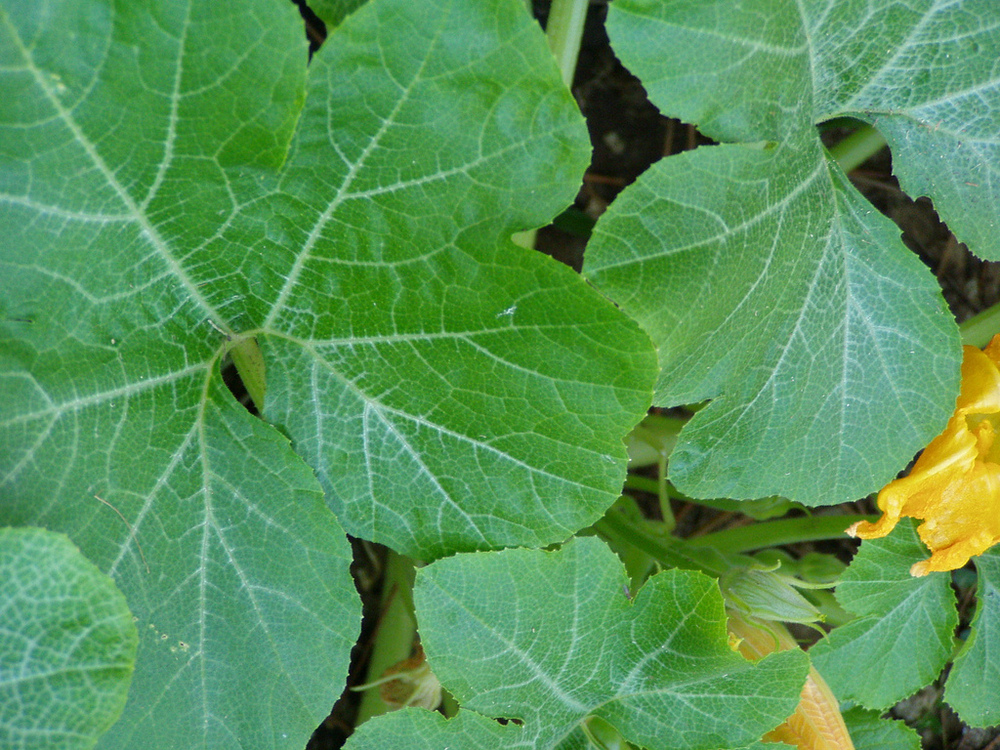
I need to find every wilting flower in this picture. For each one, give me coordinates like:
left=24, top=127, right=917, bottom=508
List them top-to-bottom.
left=848, top=335, right=1000, bottom=576
left=727, top=610, right=854, bottom=750
left=351, top=645, right=442, bottom=711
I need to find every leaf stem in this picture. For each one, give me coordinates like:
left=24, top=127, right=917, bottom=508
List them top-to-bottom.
left=545, top=0, right=589, bottom=88
left=827, top=123, right=886, bottom=173
left=960, top=302, right=1000, bottom=347
left=657, top=451, right=676, bottom=532
left=624, top=473, right=689, bottom=500
left=593, top=508, right=737, bottom=578
left=686, top=514, right=877, bottom=554
left=355, top=549, right=418, bottom=725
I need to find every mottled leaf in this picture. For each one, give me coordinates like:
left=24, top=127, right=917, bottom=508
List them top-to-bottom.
left=0, top=0, right=654, bottom=745
left=945, top=548, right=1000, bottom=727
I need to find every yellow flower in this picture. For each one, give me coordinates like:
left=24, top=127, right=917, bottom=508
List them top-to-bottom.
left=847, top=334, right=1000, bottom=576
left=727, top=610, right=854, bottom=750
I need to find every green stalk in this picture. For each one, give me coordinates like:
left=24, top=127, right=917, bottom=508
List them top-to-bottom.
left=545, top=0, right=589, bottom=88
left=827, top=123, right=886, bottom=173
left=960, top=302, right=1000, bottom=347
left=227, top=336, right=266, bottom=411
left=656, top=454, right=676, bottom=532
left=623, top=474, right=691, bottom=501
left=623, top=475, right=659, bottom=495
left=594, top=509, right=738, bottom=578
left=686, top=514, right=877, bottom=554
left=355, top=550, right=418, bottom=725
left=440, top=689, right=459, bottom=719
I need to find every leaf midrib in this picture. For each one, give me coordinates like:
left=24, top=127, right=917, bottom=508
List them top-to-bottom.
left=7, top=12, right=231, bottom=336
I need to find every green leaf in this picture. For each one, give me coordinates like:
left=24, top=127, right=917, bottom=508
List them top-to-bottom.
left=1, top=0, right=654, bottom=744
left=2, top=0, right=364, bottom=745
left=255, top=0, right=655, bottom=559
left=306, top=0, right=368, bottom=30
left=585, top=0, right=973, bottom=505
left=602, top=0, right=813, bottom=143
left=605, top=0, right=1000, bottom=259
left=805, top=0, right=1000, bottom=261
left=587, top=135, right=958, bottom=503
left=227, top=336, right=266, bottom=412
left=3, top=380, right=359, bottom=749
left=809, top=520, right=958, bottom=710
left=0, top=527, right=137, bottom=750
left=348, top=537, right=809, bottom=750
left=944, top=548, right=1000, bottom=727
left=843, top=708, right=920, bottom=750
left=347, top=710, right=522, bottom=750
left=347, top=712, right=789, bottom=750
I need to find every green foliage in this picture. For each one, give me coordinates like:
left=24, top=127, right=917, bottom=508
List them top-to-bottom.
left=1, top=0, right=652, bottom=745
left=2, top=0, right=999, bottom=747
left=256, top=0, right=656, bottom=560
left=307, top=0, right=367, bottom=29
left=586, top=0, right=983, bottom=505
left=809, top=520, right=959, bottom=710
left=0, top=527, right=137, bottom=750
left=347, top=538, right=808, bottom=750
left=945, top=549, right=1000, bottom=727
left=843, top=708, right=921, bottom=750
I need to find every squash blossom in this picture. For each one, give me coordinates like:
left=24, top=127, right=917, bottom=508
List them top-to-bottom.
left=848, top=335, right=1000, bottom=576
left=727, top=610, right=854, bottom=750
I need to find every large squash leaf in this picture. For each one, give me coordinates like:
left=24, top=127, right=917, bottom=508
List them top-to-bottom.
left=0, top=0, right=655, bottom=746
left=583, top=0, right=996, bottom=504
left=0, top=527, right=137, bottom=750
left=345, top=538, right=808, bottom=750
left=944, top=548, right=1000, bottom=727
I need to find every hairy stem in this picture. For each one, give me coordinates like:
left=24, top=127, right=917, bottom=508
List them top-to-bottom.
left=355, top=550, right=418, bottom=725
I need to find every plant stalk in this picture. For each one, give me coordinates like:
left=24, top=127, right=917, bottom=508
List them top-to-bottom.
left=545, top=0, right=589, bottom=88
left=828, top=123, right=886, bottom=173
left=960, top=302, right=1000, bottom=347
left=594, top=509, right=738, bottom=578
left=687, top=514, right=877, bottom=554
left=354, top=550, right=418, bottom=725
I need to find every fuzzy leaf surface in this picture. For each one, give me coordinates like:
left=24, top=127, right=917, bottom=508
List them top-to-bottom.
left=0, top=0, right=653, bottom=745
left=255, top=0, right=655, bottom=559
left=307, top=0, right=367, bottom=29
left=585, top=0, right=979, bottom=504
left=604, top=0, right=1000, bottom=257
left=804, top=0, right=1000, bottom=260
left=0, top=1, right=359, bottom=745
left=587, top=136, right=956, bottom=503
left=809, top=520, right=958, bottom=710
left=0, top=527, right=137, bottom=750
left=347, top=537, right=809, bottom=750
left=944, top=548, right=1000, bottom=727
left=843, top=708, right=920, bottom=750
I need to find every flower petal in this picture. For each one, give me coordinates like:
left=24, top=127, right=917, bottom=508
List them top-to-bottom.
left=848, top=336, right=1000, bottom=576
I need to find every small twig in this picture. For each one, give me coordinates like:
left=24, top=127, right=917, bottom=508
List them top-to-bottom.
left=583, top=172, right=627, bottom=186
left=94, top=495, right=150, bottom=574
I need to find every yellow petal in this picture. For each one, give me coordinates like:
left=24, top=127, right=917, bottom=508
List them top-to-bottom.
left=848, top=335, right=1000, bottom=575
left=958, top=344, right=1000, bottom=415
left=727, top=610, right=855, bottom=750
